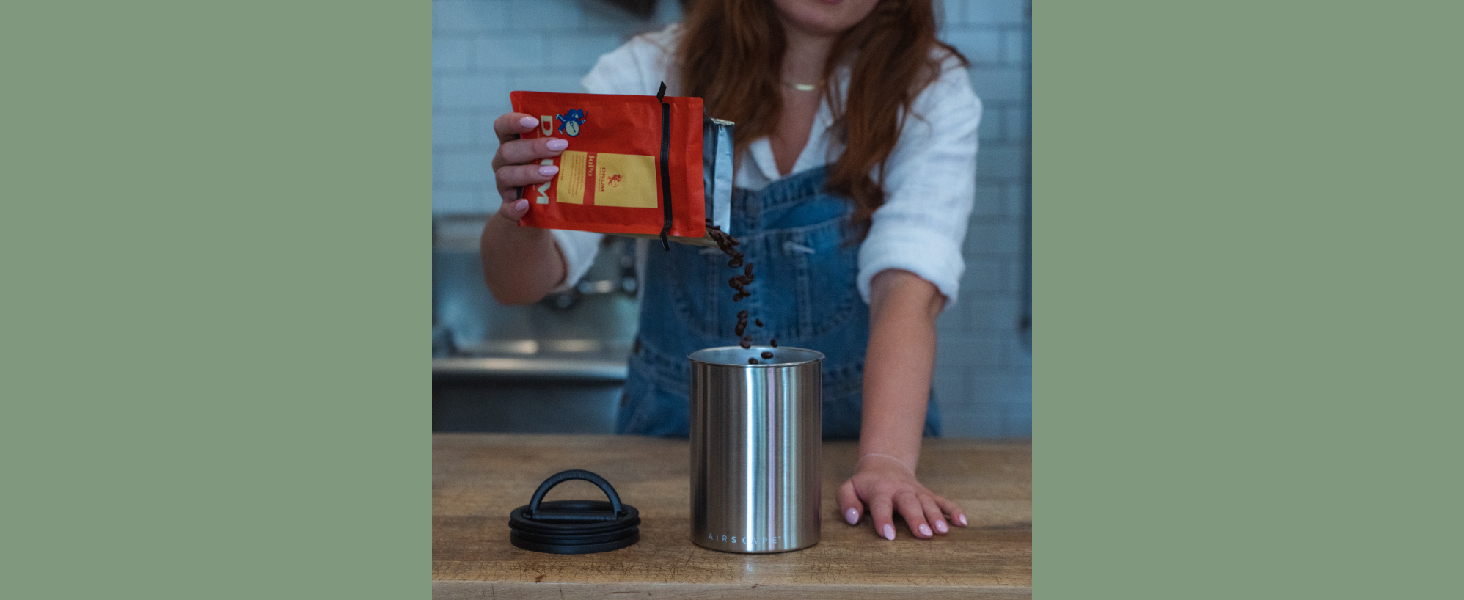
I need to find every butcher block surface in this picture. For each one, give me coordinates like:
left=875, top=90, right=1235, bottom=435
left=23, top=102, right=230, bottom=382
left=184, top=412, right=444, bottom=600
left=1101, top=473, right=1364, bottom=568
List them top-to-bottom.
left=433, top=434, right=1031, bottom=599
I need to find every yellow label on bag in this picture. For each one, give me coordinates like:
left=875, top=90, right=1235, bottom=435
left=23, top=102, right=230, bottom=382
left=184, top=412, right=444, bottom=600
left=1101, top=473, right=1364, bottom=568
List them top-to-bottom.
left=548, top=150, right=657, bottom=208
left=555, top=151, right=588, bottom=204
left=590, top=152, right=657, bottom=209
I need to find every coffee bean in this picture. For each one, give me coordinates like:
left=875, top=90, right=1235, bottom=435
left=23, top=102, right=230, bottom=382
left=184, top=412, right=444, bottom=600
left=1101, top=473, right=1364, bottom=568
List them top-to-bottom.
left=708, top=225, right=770, bottom=350
left=770, top=339, right=777, bottom=348
left=761, top=351, right=774, bottom=359
left=748, top=358, right=759, bottom=365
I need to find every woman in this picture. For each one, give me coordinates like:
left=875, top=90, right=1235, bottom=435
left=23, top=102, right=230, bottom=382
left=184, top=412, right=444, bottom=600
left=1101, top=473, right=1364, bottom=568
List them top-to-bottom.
left=480, top=0, right=980, bottom=542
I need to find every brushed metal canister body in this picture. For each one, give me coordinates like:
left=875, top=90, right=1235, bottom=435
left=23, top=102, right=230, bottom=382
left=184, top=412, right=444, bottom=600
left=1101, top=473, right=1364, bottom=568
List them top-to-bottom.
left=689, top=346, right=823, bottom=553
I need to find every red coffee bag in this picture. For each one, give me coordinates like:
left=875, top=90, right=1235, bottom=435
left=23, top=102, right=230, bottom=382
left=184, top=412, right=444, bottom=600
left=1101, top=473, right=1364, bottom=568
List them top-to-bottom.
left=511, top=87, right=707, bottom=246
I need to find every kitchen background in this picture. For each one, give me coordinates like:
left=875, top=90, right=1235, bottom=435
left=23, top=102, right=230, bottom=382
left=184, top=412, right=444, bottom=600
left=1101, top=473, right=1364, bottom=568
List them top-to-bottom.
left=432, top=0, right=1031, bottom=438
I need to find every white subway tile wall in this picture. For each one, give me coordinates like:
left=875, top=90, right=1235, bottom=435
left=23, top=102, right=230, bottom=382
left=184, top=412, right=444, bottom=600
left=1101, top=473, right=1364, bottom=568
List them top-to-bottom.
left=434, top=0, right=1031, bottom=438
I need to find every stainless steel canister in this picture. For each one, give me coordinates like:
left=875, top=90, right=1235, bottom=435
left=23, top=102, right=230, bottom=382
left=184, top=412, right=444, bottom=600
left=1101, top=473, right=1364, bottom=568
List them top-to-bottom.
left=689, top=346, right=823, bottom=553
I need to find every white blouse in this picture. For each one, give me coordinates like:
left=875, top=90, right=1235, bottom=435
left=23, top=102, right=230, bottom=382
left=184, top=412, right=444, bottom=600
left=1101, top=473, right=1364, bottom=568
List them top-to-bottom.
left=548, top=25, right=981, bottom=307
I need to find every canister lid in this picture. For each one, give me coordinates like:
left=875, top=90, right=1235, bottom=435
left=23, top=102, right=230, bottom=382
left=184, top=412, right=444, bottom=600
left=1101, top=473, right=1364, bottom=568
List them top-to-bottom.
left=508, top=469, right=640, bottom=555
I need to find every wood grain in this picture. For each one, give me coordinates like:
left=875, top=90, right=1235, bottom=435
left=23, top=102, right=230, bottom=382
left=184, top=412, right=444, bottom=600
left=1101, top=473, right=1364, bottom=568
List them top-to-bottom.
left=433, top=434, right=1031, bottom=599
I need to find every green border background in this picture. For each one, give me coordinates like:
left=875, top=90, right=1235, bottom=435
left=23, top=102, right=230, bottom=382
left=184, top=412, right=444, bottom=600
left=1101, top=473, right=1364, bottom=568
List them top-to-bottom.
left=2, top=1, right=1461, bottom=598
left=2, top=1, right=427, bottom=598
left=1034, top=1, right=1463, bottom=598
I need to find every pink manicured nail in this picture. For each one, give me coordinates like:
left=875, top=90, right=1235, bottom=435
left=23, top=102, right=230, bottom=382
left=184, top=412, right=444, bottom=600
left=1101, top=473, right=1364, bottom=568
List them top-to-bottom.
left=519, top=116, right=538, bottom=129
left=545, top=138, right=568, bottom=151
left=539, top=165, right=559, bottom=176
left=514, top=199, right=528, bottom=212
left=844, top=509, right=858, bottom=525
left=957, top=514, right=968, bottom=526
left=935, top=520, right=948, bottom=533
left=882, top=524, right=895, bottom=541
left=918, top=524, right=932, bottom=537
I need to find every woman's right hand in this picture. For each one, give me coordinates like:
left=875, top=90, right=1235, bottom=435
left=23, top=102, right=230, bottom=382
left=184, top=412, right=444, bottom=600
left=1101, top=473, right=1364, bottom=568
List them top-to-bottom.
left=491, top=112, right=570, bottom=223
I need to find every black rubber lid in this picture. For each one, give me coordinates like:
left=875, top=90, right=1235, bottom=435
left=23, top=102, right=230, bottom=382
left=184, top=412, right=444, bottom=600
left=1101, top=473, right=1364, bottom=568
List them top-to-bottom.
left=508, top=469, right=639, bottom=555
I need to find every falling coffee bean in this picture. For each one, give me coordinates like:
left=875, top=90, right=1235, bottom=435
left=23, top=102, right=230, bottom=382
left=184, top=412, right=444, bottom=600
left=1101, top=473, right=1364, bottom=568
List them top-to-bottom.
left=707, top=220, right=767, bottom=347
left=706, top=221, right=746, bottom=269
left=755, top=319, right=763, bottom=327
left=770, top=339, right=777, bottom=348
left=761, top=351, right=774, bottom=359
left=748, top=358, right=759, bottom=365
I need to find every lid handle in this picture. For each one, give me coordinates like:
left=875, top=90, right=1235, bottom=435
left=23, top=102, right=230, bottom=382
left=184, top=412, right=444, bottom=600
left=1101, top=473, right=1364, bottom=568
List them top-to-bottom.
left=527, top=469, right=625, bottom=521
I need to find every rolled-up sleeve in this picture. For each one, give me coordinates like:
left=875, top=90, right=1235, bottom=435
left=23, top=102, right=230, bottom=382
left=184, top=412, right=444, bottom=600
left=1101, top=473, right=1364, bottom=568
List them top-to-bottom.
left=856, top=59, right=982, bottom=308
left=546, top=229, right=602, bottom=292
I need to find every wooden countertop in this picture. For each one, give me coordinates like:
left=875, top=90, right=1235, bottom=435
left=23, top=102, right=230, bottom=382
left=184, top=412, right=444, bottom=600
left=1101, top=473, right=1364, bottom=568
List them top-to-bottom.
left=433, top=434, right=1031, bottom=599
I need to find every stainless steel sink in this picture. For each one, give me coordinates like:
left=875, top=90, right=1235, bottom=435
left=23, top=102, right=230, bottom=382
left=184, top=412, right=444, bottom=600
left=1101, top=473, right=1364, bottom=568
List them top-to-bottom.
left=432, top=214, right=641, bottom=433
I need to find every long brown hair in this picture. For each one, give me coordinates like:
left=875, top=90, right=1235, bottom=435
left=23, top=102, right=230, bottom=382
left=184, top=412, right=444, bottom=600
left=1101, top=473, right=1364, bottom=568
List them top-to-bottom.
left=676, top=0, right=967, bottom=233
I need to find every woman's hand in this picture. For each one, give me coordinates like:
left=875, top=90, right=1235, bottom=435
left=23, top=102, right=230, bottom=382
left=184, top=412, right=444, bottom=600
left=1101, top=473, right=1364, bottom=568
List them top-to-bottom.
left=490, top=112, right=570, bottom=223
left=478, top=113, right=572, bottom=305
left=848, top=270, right=964, bottom=540
left=838, top=454, right=967, bottom=540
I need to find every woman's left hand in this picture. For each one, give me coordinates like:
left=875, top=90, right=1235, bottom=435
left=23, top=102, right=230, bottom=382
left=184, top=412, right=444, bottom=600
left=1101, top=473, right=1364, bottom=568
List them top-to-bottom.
left=838, top=456, right=968, bottom=540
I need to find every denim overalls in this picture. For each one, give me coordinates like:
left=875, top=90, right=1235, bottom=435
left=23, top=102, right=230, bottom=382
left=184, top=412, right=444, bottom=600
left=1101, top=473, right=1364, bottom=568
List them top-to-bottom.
left=616, top=166, right=941, bottom=439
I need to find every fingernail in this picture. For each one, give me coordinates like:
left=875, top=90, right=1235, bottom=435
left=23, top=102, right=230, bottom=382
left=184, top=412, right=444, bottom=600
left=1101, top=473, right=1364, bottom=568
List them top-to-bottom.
left=519, top=116, right=537, bottom=128
left=546, top=139, right=568, bottom=151
left=539, top=165, right=559, bottom=176
left=514, top=199, right=528, bottom=212
left=844, top=508, right=858, bottom=525
left=958, top=514, right=968, bottom=526
left=935, top=520, right=948, bottom=533
left=882, top=524, right=895, bottom=541
left=918, top=524, right=932, bottom=537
